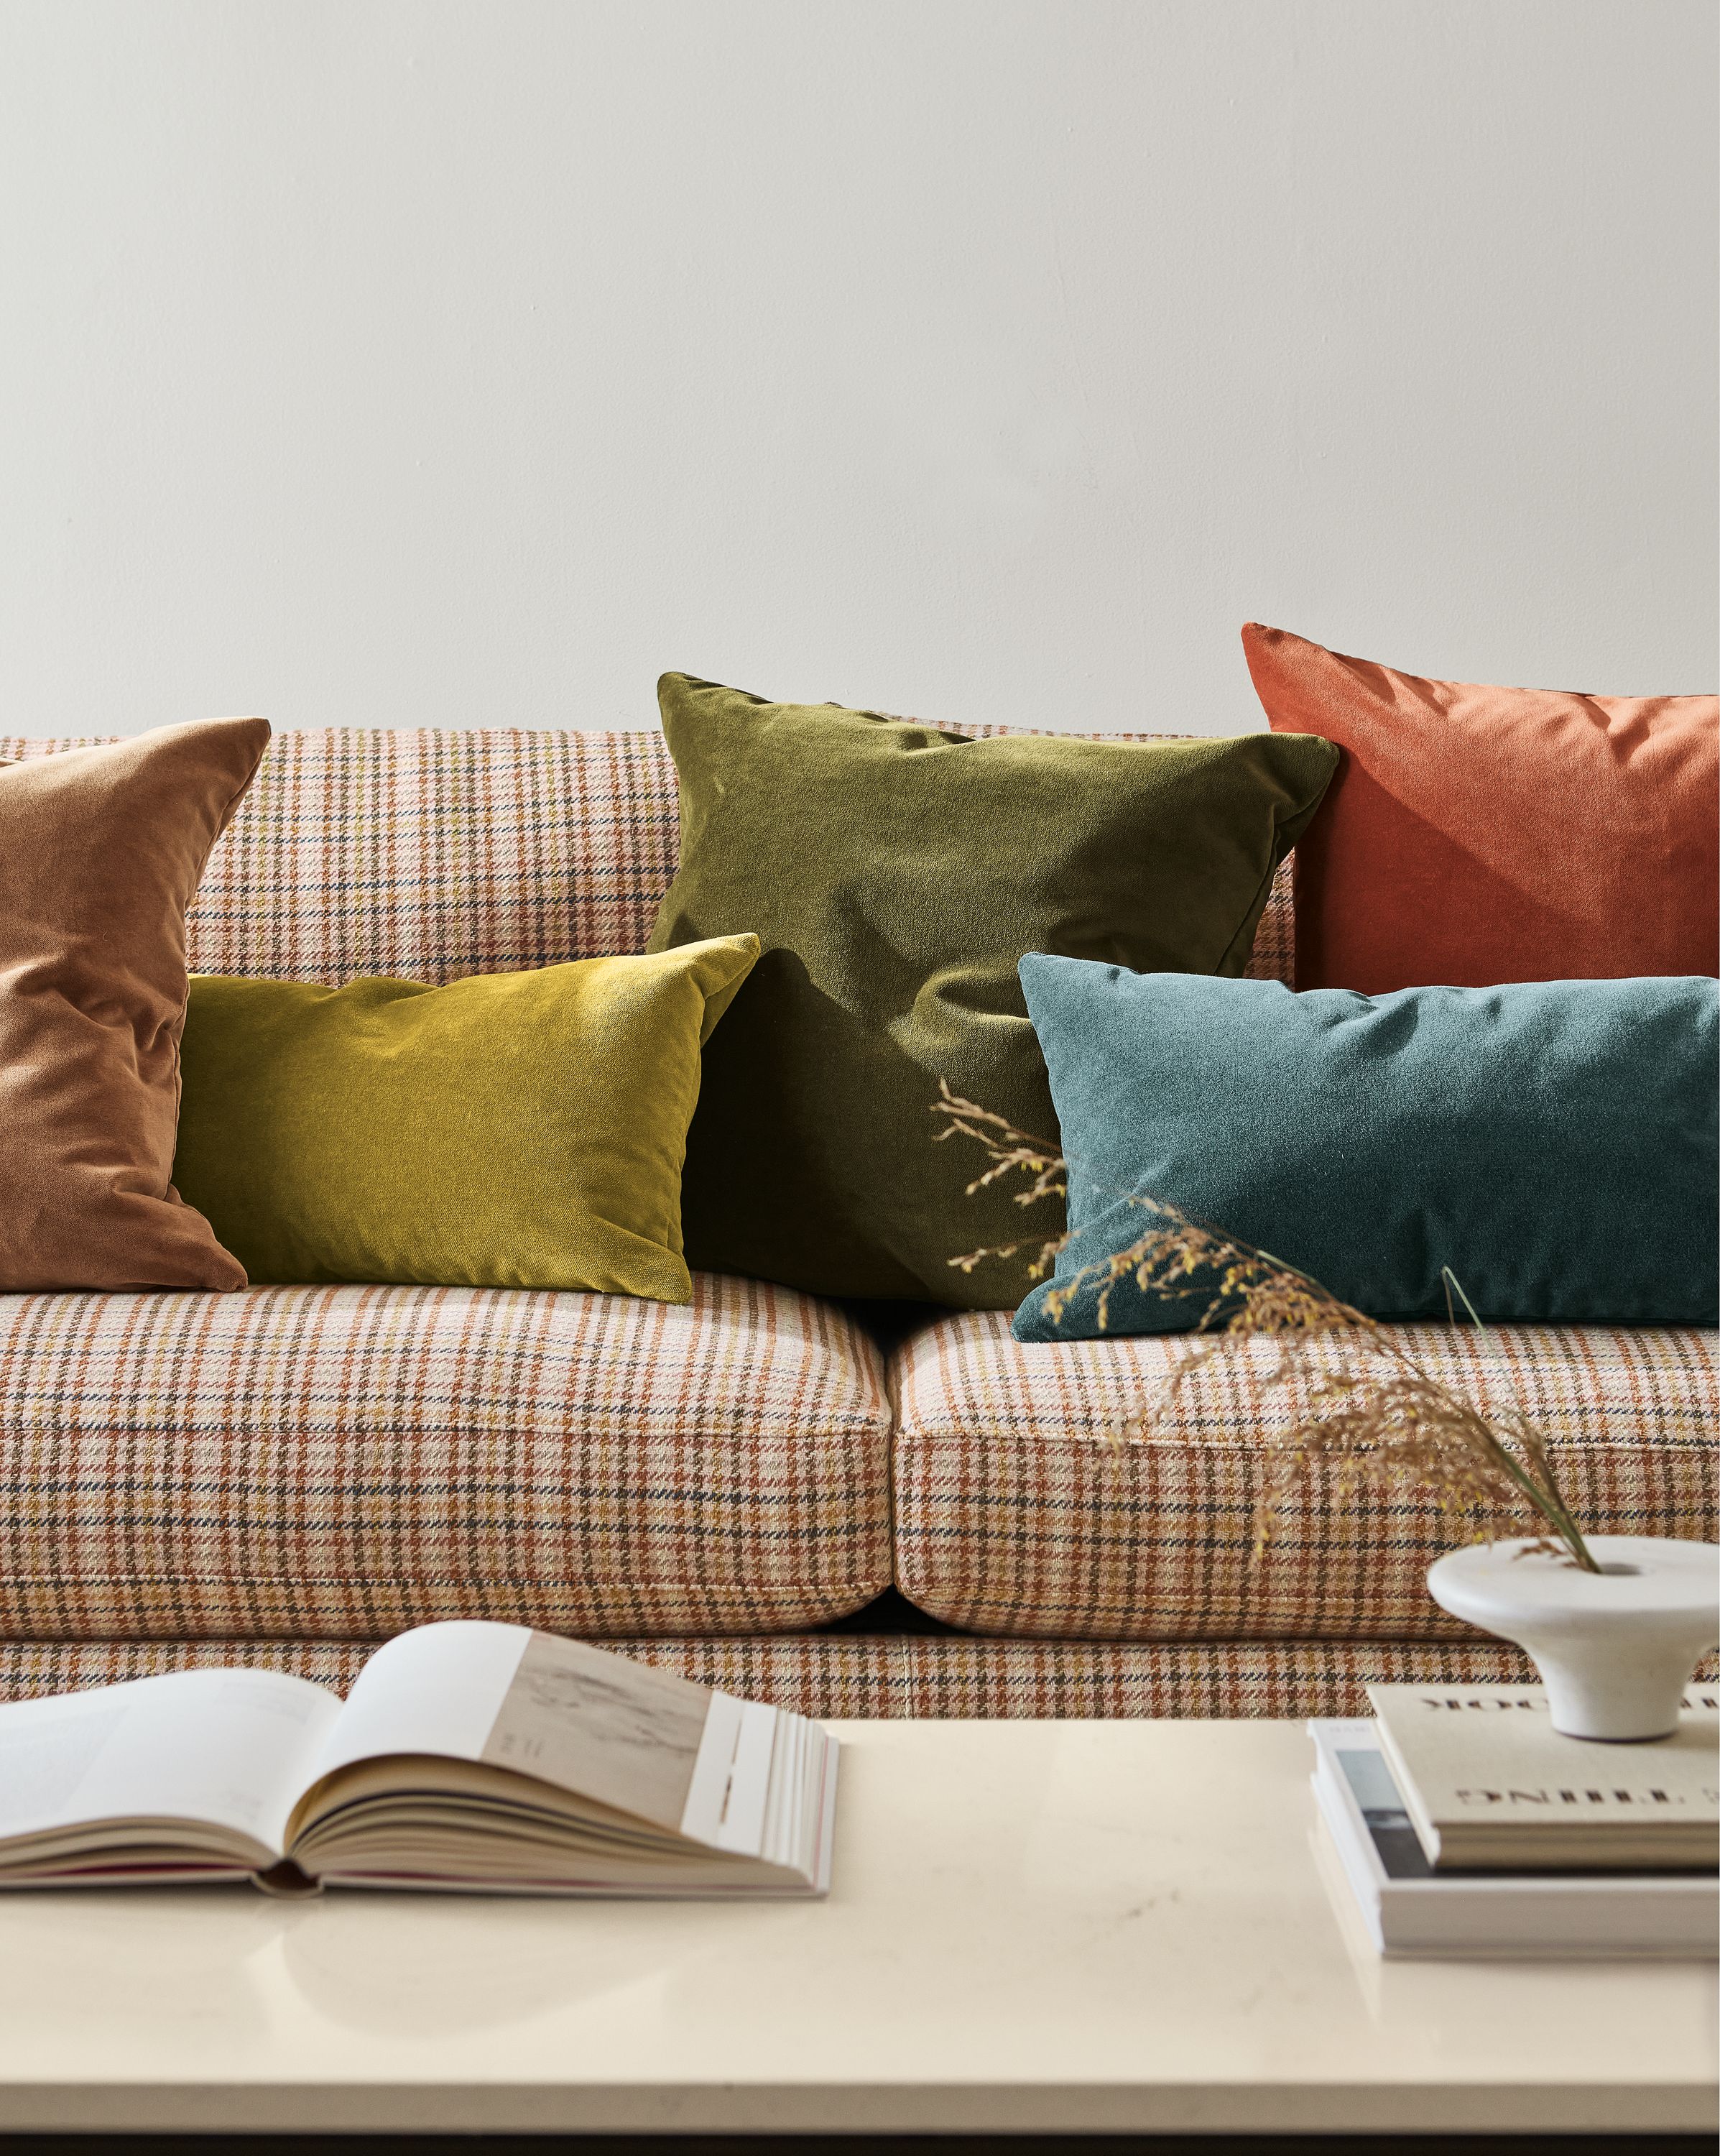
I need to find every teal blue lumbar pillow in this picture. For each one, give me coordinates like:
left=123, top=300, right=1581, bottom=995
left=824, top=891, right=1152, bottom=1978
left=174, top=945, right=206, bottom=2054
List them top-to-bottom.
left=1012, top=963, right=1719, bottom=1336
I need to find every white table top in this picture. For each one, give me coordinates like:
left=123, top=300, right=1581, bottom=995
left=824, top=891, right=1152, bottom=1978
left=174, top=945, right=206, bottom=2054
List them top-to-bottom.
left=0, top=1718, right=1711, bottom=2134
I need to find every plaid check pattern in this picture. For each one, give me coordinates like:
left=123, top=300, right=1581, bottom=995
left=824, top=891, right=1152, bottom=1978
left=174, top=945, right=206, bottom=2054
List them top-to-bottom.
left=10, top=723, right=1706, bottom=1704
left=0, top=727, right=1297, bottom=986
left=0, top=728, right=682, bottom=984
left=0, top=1276, right=892, bottom=1639
left=892, top=1313, right=1720, bottom=1640
left=0, top=1633, right=1564, bottom=1716
left=6, top=1634, right=1713, bottom=1718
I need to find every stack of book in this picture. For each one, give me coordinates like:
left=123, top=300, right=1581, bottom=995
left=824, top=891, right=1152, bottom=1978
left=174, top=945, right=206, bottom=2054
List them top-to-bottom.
left=1311, top=1683, right=1719, bottom=1959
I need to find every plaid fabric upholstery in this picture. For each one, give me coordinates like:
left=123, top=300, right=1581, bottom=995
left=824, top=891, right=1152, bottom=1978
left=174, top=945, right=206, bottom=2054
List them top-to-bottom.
left=0, top=727, right=1297, bottom=986
left=0, top=728, right=682, bottom=984
left=1242, top=858, right=1294, bottom=983
left=0, top=1276, right=891, bottom=1640
left=892, top=1313, right=1720, bottom=1640
left=0, top=1632, right=1566, bottom=1717
left=8, top=1634, right=1714, bottom=1718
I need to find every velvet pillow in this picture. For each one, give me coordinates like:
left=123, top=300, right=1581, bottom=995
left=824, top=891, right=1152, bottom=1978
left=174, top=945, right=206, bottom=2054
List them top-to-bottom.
left=1242, top=622, right=1720, bottom=993
left=645, top=676, right=1338, bottom=1306
left=0, top=719, right=270, bottom=1291
left=172, top=937, right=759, bottom=1299
left=1012, top=959, right=1719, bottom=1337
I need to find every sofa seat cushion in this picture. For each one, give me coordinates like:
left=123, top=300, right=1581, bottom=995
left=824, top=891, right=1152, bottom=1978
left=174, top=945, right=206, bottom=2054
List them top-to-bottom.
left=0, top=1276, right=891, bottom=1639
left=891, top=1312, right=1719, bottom=1639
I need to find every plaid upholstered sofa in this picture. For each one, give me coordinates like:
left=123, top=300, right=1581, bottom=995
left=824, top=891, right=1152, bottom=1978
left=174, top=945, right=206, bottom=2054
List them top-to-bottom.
left=1, top=727, right=1714, bottom=1715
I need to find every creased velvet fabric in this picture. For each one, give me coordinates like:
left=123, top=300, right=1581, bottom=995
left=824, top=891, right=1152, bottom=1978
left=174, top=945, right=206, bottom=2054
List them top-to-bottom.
left=1242, top=622, right=1719, bottom=994
left=647, top=677, right=1337, bottom=1306
left=0, top=719, right=269, bottom=1291
left=174, top=937, right=759, bottom=1299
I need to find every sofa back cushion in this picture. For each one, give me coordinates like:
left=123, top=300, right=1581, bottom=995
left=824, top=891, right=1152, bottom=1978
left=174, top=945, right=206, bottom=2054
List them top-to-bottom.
left=0, top=727, right=1297, bottom=987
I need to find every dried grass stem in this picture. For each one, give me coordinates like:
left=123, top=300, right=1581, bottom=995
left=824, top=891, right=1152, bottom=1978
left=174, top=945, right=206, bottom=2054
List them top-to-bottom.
left=932, top=1080, right=1600, bottom=1572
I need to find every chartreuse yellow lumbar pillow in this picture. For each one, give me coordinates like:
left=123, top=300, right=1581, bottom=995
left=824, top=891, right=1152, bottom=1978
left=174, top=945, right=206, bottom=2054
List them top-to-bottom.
left=172, top=936, right=759, bottom=1299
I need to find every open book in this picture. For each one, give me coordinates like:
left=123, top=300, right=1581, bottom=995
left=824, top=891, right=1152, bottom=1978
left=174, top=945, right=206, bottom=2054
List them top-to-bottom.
left=0, top=1623, right=838, bottom=1897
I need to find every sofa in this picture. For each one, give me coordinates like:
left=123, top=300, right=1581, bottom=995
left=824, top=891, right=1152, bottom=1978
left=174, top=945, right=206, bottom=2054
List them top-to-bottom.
left=1, top=724, right=1714, bottom=1715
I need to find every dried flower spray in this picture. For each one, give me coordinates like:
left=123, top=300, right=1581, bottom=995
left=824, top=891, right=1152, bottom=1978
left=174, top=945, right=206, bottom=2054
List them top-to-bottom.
left=933, top=1082, right=1600, bottom=1573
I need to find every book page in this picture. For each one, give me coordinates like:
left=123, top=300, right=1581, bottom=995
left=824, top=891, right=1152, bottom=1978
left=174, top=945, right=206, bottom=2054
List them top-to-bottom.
left=292, top=1621, right=535, bottom=1802
left=294, top=1622, right=718, bottom=1838
left=479, top=1628, right=712, bottom=1834
left=0, top=1669, right=342, bottom=1859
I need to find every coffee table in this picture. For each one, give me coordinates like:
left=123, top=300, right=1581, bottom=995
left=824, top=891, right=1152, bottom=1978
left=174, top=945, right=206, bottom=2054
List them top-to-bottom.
left=0, top=1719, right=1711, bottom=2136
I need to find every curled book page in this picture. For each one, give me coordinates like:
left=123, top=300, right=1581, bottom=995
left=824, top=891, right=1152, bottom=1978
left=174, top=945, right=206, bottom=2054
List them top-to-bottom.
left=478, top=1629, right=729, bottom=1838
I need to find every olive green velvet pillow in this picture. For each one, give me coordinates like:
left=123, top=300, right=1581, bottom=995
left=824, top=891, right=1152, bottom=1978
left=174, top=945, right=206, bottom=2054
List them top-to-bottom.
left=646, top=678, right=1338, bottom=1307
left=172, top=936, right=759, bottom=1299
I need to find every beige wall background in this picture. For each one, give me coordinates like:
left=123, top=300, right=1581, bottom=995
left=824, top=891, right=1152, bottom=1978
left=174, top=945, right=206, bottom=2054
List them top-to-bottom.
left=1, top=0, right=1714, bottom=739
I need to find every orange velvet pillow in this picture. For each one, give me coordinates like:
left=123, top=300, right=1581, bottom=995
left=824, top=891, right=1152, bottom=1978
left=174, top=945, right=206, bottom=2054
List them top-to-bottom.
left=1242, top=622, right=1719, bottom=993
left=0, top=719, right=269, bottom=1290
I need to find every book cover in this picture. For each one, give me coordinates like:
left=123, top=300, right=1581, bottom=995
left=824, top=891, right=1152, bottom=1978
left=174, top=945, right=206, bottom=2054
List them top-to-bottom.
left=1364, top=1683, right=1720, bottom=1871
left=1308, top=1720, right=1719, bottom=1960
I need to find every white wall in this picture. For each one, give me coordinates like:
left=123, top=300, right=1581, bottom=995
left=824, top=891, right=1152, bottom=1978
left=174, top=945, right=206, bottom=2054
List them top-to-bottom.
left=1, top=0, right=1714, bottom=740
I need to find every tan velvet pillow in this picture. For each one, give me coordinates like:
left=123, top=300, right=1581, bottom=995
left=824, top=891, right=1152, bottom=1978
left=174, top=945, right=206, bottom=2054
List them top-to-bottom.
left=0, top=719, right=271, bottom=1290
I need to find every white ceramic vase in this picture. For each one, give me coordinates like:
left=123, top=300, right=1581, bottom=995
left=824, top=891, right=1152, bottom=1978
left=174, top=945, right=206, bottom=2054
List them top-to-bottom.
left=1426, top=1535, right=1720, bottom=1742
